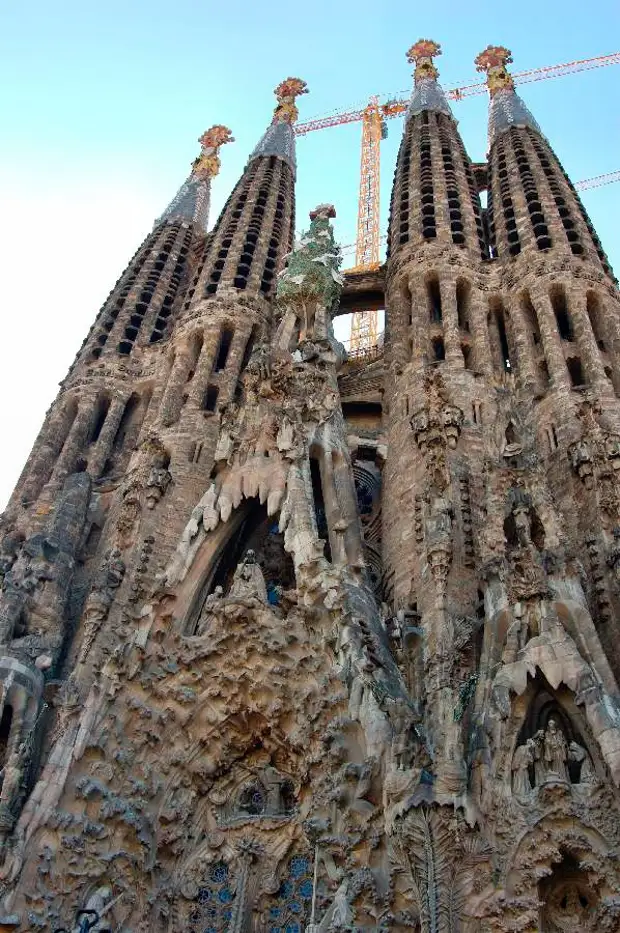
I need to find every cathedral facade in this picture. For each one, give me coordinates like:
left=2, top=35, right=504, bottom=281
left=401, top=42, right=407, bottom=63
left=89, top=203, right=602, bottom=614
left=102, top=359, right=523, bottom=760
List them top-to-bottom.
left=0, top=39, right=620, bottom=931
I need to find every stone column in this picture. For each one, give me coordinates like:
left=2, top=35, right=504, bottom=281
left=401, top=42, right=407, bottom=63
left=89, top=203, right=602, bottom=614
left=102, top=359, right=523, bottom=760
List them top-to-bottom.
left=410, top=278, right=428, bottom=375
left=439, top=279, right=464, bottom=367
left=569, top=288, right=608, bottom=389
left=468, top=290, right=494, bottom=378
left=531, top=292, right=571, bottom=389
left=505, top=293, right=538, bottom=388
left=487, top=309, right=504, bottom=375
left=189, top=327, right=220, bottom=407
left=159, top=342, right=194, bottom=427
left=86, top=395, right=128, bottom=479
left=20, top=398, right=79, bottom=504
left=49, top=398, right=97, bottom=487
left=327, top=422, right=365, bottom=570
left=317, top=443, right=347, bottom=566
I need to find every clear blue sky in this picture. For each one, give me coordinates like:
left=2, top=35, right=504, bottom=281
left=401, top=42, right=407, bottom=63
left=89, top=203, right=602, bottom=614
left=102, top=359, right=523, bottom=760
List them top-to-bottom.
left=0, top=0, right=618, bottom=506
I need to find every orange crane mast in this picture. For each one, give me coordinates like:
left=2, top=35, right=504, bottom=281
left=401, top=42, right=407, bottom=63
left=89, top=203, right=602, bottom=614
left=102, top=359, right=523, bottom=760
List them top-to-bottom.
left=294, top=52, right=620, bottom=353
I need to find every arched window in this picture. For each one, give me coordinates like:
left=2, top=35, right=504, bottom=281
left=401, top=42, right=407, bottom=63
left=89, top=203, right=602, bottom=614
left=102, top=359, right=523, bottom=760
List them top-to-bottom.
left=427, top=276, right=442, bottom=323
left=550, top=287, right=573, bottom=341
left=213, top=325, right=235, bottom=372
left=88, top=395, right=110, bottom=445
left=187, top=501, right=296, bottom=634
left=260, top=855, right=314, bottom=932
left=185, top=861, right=235, bottom=932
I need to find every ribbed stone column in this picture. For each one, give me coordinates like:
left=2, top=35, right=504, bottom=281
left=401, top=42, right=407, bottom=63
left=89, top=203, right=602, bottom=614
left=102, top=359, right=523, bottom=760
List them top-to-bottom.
left=439, top=279, right=464, bottom=367
left=569, top=289, right=608, bottom=389
left=469, top=291, right=494, bottom=378
left=532, top=292, right=571, bottom=389
left=505, top=293, right=538, bottom=388
left=87, top=395, right=127, bottom=479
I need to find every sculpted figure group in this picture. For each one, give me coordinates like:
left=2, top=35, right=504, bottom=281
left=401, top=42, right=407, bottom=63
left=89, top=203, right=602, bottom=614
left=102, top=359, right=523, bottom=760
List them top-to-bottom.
left=512, top=717, right=597, bottom=796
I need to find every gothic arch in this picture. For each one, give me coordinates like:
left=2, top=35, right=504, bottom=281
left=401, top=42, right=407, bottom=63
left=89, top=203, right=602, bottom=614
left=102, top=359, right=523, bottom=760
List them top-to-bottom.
left=180, top=497, right=295, bottom=635
left=504, top=816, right=617, bottom=917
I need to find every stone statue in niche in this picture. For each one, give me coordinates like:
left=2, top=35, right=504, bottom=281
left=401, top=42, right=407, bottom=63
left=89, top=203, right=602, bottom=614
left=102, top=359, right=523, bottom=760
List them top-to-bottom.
left=145, top=451, right=172, bottom=510
left=78, top=548, right=126, bottom=664
left=228, top=550, right=268, bottom=604
left=194, top=586, right=224, bottom=636
left=543, top=718, right=569, bottom=781
left=512, top=719, right=580, bottom=795
left=511, top=738, right=534, bottom=797
left=569, top=741, right=597, bottom=784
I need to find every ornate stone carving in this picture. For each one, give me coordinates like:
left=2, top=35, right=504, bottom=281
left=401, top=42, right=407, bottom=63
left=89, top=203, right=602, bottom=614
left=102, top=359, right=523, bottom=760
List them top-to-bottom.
left=78, top=549, right=126, bottom=664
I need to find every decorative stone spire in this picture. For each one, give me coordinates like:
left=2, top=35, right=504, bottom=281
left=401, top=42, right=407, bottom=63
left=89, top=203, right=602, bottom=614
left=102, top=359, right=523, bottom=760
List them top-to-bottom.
left=406, top=39, right=453, bottom=120
left=475, top=46, right=542, bottom=147
left=250, top=77, right=308, bottom=176
left=156, top=125, right=234, bottom=232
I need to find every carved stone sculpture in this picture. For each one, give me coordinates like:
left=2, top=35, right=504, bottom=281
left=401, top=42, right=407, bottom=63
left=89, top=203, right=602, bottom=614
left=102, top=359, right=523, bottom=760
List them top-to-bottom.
left=228, top=549, right=268, bottom=604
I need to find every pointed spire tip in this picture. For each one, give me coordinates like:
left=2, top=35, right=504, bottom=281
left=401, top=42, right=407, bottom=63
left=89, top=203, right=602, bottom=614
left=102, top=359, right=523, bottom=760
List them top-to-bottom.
left=407, top=39, right=442, bottom=81
left=474, top=46, right=515, bottom=96
left=272, top=77, right=309, bottom=125
left=192, top=125, right=234, bottom=180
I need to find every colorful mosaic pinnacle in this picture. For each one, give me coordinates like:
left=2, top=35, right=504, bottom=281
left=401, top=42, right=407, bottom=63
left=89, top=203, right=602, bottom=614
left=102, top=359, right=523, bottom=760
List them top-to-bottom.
left=407, top=39, right=442, bottom=81
left=475, top=45, right=516, bottom=95
left=272, top=77, right=309, bottom=125
left=191, top=125, right=234, bottom=179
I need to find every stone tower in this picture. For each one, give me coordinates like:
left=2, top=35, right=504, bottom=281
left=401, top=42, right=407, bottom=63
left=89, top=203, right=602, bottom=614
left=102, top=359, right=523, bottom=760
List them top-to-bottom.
left=0, top=40, right=620, bottom=933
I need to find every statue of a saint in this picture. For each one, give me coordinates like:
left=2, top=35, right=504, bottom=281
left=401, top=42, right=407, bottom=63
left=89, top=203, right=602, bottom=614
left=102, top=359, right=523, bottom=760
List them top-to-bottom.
left=228, top=550, right=268, bottom=604
left=543, top=718, right=568, bottom=782
left=511, top=739, right=534, bottom=797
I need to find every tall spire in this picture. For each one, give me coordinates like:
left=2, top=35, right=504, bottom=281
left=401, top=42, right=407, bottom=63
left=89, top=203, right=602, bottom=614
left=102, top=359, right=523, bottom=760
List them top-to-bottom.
left=406, top=39, right=453, bottom=119
left=475, top=46, right=542, bottom=148
left=249, top=77, right=308, bottom=176
left=156, top=124, right=234, bottom=232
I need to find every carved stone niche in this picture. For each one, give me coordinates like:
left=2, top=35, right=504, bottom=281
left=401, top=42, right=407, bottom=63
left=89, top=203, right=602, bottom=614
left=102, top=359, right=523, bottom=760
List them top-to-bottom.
left=511, top=680, right=598, bottom=800
left=215, top=767, right=296, bottom=827
left=539, top=854, right=598, bottom=932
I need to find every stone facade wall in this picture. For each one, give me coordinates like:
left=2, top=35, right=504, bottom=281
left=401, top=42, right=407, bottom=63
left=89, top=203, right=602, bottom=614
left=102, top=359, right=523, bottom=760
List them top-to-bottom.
left=1, top=64, right=620, bottom=933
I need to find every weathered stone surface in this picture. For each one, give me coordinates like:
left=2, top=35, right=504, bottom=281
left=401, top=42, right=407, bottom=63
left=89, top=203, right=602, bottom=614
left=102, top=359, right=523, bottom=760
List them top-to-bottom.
left=0, top=44, right=620, bottom=933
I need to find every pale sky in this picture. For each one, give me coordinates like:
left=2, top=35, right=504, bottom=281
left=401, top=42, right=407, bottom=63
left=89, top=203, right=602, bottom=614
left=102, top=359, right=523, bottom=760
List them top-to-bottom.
left=1, top=0, right=618, bottom=509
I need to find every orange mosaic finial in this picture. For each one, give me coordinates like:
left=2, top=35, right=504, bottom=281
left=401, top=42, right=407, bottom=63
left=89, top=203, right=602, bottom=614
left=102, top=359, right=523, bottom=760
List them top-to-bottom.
left=407, top=39, right=442, bottom=81
left=474, top=45, right=515, bottom=96
left=272, top=77, right=309, bottom=125
left=191, top=125, right=234, bottom=179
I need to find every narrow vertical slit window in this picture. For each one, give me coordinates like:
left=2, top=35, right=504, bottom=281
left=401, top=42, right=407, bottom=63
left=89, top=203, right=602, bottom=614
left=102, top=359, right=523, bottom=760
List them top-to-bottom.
left=427, top=277, right=442, bottom=324
left=550, top=287, right=573, bottom=341
left=214, top=326, right=235, bottom=372
left=567, top=357, right=586, bottom=388
left=202, top=385, right=219, bottom=412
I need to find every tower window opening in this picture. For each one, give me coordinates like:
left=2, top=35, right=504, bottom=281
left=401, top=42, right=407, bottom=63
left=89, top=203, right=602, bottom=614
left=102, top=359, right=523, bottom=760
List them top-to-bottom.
left=427, top=277, right=442, bottom=323
left=456, top=279, right=471, bottom=331
left=550, top=288, right=573, bottom=341
left=520, top=291, right=541, bottom=345
left=586, top=292, right=607, bottom=351
left=497, top=313, right=511, bottom=370
left=240, top=325, right=258, bottom=374
left=214, top=326, right=234, bottom=372
left=432, top=337, right=445, bottom=362
left=462, top=343, right=473, bottom=370
left=567, top=356, right=586, bottom=388
left=202, top=385, right=219, bottom=413
left=89, top=395, right=110, bottom=445
left=547, top=424, right=559, bottom=451
left=310, top=454, right=331, bottom=562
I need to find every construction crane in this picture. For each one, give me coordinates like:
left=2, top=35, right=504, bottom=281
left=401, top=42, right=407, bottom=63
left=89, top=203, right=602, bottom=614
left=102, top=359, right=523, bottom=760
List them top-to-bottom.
left=295, top=52, right=620, bottom=353
left=575, top=170, right=620, bottom=192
